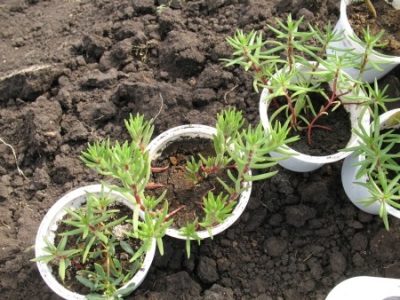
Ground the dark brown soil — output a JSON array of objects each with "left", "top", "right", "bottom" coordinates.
[
  {"left": 347, "top": 0, "right": 400, "bottom": 55},
  {"left": 1, "top": 0, "right": 400, "bottom": 299},
  {"left": 269, "top": 91, "right": 352, "bottom": 156}
]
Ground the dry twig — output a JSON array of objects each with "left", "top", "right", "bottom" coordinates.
[{"left": 0, "top": 137, "right": 28, "bottom": 180}]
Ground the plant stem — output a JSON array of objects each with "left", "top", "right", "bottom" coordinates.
[
  {"left": 306, "top": 71, "right": 339, "bottom": 144},
  {"left": 165, "top": 205, "right": 186, "bottom": 221},
  {"left": 106, "top": 254, "right": 110, "bottom": 277},
  {"left": 151, "top": 165, "right": 169, "bottom": 172},
  {"left": 283, "top": 88, "right": 298, "bottom": 129},
  {"left": 227, "top": 150, "right": 252, "bottom": 205},
  {"left": 364, "top": 0, "right": 377, "bottom": 18}
]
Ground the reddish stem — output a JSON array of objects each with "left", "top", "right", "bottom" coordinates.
[
  {"left": 132, "top": 185, "right": 146, "bottom": 211},
  {"left": 306, "top": 71, "right": 340, "bottom": 144},
  {"left": 145, "top": 182, "right": 165, "bottom": 189},
  {"left": 151, "top": 165, "right": 169, "bottom": 172},
  {"left": 165, "top": 205, "right": 186, "bottom": 221},
  {"left": 250, "top": 62, "right": 279, "bottom": 108},
  {"left": 283, "top": 90, "right": 298, "bottom": 129}
]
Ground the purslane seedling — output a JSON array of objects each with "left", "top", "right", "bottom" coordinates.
[
  {"left": 81, "top": 108, "right": 296, "bottom": 257},
  {"left": 224, "top": 14, "right": 385, "bottom": 146}
]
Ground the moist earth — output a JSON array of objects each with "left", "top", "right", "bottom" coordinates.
[
  {"left": 347, "top": 0, "right": 400, "bottom": 55},
  {"left": 1, "top": 0, "right": 400, "bottom": 299}
]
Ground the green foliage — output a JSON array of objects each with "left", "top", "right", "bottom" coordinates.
[
  {"left": 31, "top": 236, "right": 82, "bottom": 282},
  {"left": 60, "top": 193, "right": 127, "bottom": 263},
  {"left": 79, "top": 109, "right": 294, "bottom": 260},
  {"left": 126, "top": 201, "right": 173, "bottom": 258},
  {"left": 33, "top": 189, "right": 155, "bottom": 297},
  {"left": 226, "top": 122, "right": 298, "bottom": 186},
  {"left": 179, "top": 218, "right": 201, "bottom": 258},
  {"left": 36, "top": 102, "right": 296, "bottom": 297},
  {"left": 81, "top": 140, "right": 151, "bottom": 204},
  {"left": 224, "top": 14, "right": 385, "bottom": 145},
  {"left": 185, "top": 157, "right": 203, "bottom": 184},
  {"left": 344, "top": 81, "right": 400, "bottom": 229},
  {"left": 124, "top": 113, "right": 154, "bottom": 151},
  {"left": 199, "top": 192, "right": 236, "bottom": 235},
  {"left": 180, "top": 108, "right": 296, "bottom": 256}
]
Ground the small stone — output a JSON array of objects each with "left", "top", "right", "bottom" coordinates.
[
  {"left": 157, "top": 0, "right": 185, "bottom": 9},
  {"left": 217, "top": 257, "right": 230, "bottom": 272},
  {"left": 357, "top": 211, "right": 373, "bottom": 223},
  {"left": 12, "top": 37, "right": 25, "bottom": 47},
  {"left": 308, "top": 261, "right": 323, "bottom": 279},
  {"left": 81, "top": 69, "right": 117, "bottom": 88},
  {"left": 298, "top": 278, "right": 316, "bottom": 293},
  {"left": 159, "top": 271, "right": 201, "bottom": 296},
  {"left": 269, "top": 214, "right": 283, "bottom": 227},
  {"left": 33, "top": 168, "right": 50, "bottom": 190},
  {"left": 296, "top": 8, "right": 314, "bottom": 21}
]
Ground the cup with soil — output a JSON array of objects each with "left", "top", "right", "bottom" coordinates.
[
  {"left": 80, "top": 109, "right": 295, "bottom": 258},
  {"left": 33, "top": 184, "right": 156, "bottom": 300},
  {"left": 342, "top": 108, "right": 400, "bottom": 230},
  {"left": 225, "top": 15, "right": 372, "bottom": 172},
  {"left": 145, "top": 107, "right": 296, "bottom": 253},
  {"left": 258, "top": 63, "right": 370, "bottom": 172},
  {"left": 329, "top": 0, "right": 400, "bottom": 82},
  {"left": 145, "top": 124, "right": 252, "bottom": 241}
]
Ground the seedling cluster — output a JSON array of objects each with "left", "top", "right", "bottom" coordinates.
[
  {"left": 33, "top": 7, "right": 400, "bottom": 299},
  {"left": 32, "top": 188, "right": 154, "bottom": 299},
  {"left": 224, "top": 14, "right": 385, "bottom": 145}
]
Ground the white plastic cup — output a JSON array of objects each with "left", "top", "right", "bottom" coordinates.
[
  {"left": 341, "top": 109, "right": 400, "bottom": 217},
  {"left": 259, "top": 63, "right": 370, "bottom": 172},
  {"left": 146, "top": 124, "right": 252, "bottom": 240},
  {"left": 326, "top": 276, "right": 400, "bottom": 300},
  {"left": 327, "top": 0, "right": 400, "bottom": 83},
  {"left": 35, "top": 184, "right": 156, "bottom": 300}
]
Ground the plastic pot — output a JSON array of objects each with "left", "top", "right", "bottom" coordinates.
[
  {"left": 388, "top": 0, "right": 400, "bottom": 9},
  {"left": 341, "top": 108, "right": 400, "bottom": 218},
  {"left": 259, "top": 63, "right": 370, "bottom": 173},
  {"left": 34, "top": 184, "right": 156, "bottom": 300},
  {"left": 146, "top": 124, "right": 252, "bottom": 240},
  {"left": 327, "top": 0, "right": 400, "bottom": 83},
  {"left": 326, "top": 276, "right": 400, "bottom": 300}
]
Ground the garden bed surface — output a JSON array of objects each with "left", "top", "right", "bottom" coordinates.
[{"left": 1, "top": 0, "right": 400, "bottom": 299}]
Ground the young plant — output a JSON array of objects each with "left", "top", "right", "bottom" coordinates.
[
  {"left": 81, "top": 110, "right": 295, "bottom": 259},
  {"left": 179, "top": 218, "right": 201, "bottom": 258},
  {"left": 81, "top": 114, "right": 154, "bottom": 208},
  {"left": 32, "top": 189, "right": 156, "bottom": 298},
  {"left": 224, "top": 14, "right": 385, "bottom": 146},
  {"left": 344, "top": 81, "right": 400, "bottom": 229},
  {"left": 177, "top": 108, "right": 297, "bottom": 256},
  {"left": 81, "top": 113, "right": 176, "bottom": 252},
  {"left": 31, "top": 236, "right": 82, "bottom": 282}
]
